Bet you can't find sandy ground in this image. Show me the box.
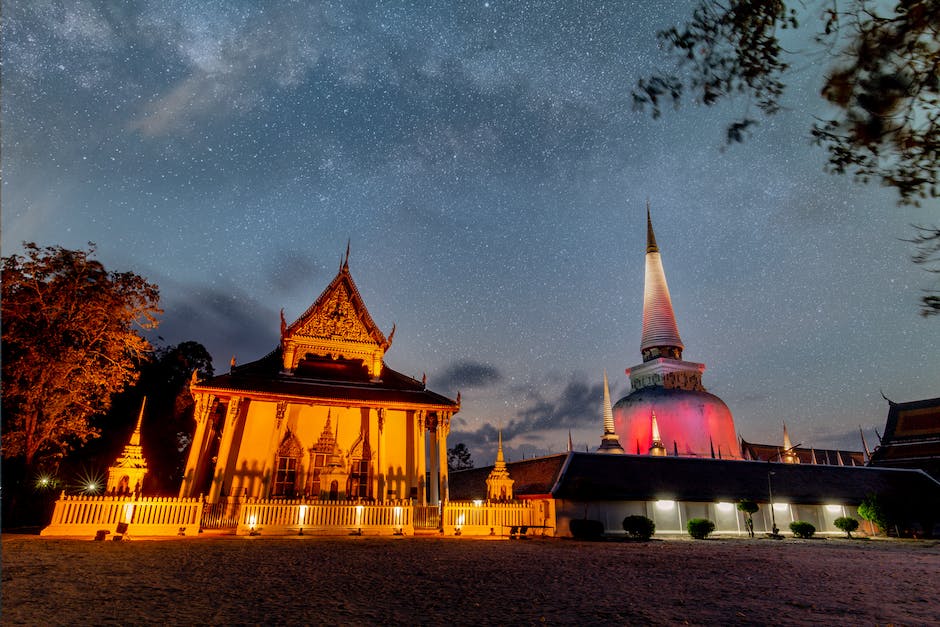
[3,534,939,625]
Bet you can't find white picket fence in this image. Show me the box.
[442,501,542,536]
[39,495,543,538]
[40,494,203,537]
[238,499,414,536]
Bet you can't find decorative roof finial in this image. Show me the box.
[649,410,666,456]
[280,308,288,339]
[344,239,351,269]
[859,426,871,461]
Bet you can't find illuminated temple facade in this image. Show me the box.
[612,210,741,459]
[179,254,459,504]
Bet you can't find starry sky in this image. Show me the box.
[3,1,937,465]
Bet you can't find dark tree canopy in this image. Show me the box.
[1,243,161,468]
[635,1,940,315]
[447,442,475,471]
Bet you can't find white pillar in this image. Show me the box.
[377,408,386,501]
[438,412,450,503]
[180,393,215,498]
[415,411,427,505]
[429,421,440,505]
[208,397,241,502]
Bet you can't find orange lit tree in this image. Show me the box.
[1,243,161,470]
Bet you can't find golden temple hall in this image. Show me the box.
[178,251,459,505]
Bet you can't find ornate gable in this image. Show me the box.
[281,259,392,377]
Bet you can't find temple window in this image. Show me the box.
[273,456,298,497]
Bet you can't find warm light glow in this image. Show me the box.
[825,504,842,514]
[656,499,676,510]
[773,502,789,512]
[248,515,257,529]
[472,499,483,507]
[298,505,307,524]
[456,514,465,527]
[716,501,733,512]
[123,503,135,524]
[84,481,100,494]
[355,504,364,526]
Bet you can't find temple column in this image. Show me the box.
[208,397,241,502]
[428,415,440,505]
[376,408,386,501]
[415,411,427,505]
[438,412,451,503]
[180,393,215,498]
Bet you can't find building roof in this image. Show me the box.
[194,347,458,409]
[455,451,940,507]
[740,439,866,467]
[449,454,567,500]
[869,397,940,480]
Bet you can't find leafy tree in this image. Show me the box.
[447,442,474,471]
[2,243,161,469]
[737,499,759,537]
[635,1,940,315]
[834,516,860,538]
[858,493,891,533]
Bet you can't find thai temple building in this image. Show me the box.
[612,210,740,459]
[178,251,459,505]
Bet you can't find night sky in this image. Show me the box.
[4,2,937,464]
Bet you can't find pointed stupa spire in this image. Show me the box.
[597,370,625,454]
[106,397,149,494]
[130,396,146,447]
[781,422,799,464]
[649,410,666,456]
[486,430,514,500]
[859,426,871,462]
[810,448,818,465]
[567,430,573,453]
[641,206,684,362]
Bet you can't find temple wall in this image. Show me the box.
[553,499,866,537]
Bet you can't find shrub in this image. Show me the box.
[622,515,655,540]
[789,521,816,538]
[570,519,604,541]
[834,516,860,538]
[687,518,715,539]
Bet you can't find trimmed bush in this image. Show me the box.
[789,521,816,538]
[834,516,860,538]
[687,518,715,539]
[622,515,656,540]
[570,519,604,541]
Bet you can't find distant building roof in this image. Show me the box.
[870,396,940,480]
[740,439,865,467]
[453,451,940,508]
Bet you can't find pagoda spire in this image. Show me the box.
[649,410,666,456]
[859,426,871,462]
[130,396,146,447]
[641,206,684,362]
[597,370,625,454]
[486,430,514,501]
[781,423,799,464]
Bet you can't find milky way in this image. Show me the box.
[3,1,937,463]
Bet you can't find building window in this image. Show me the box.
[274,456,298,497]
[348,458,371,499]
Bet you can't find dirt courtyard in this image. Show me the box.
[3,534,938,625]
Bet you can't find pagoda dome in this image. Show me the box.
[612,386,740,459]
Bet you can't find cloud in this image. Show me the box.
[434,360,503,393]
[154,283,279,367]
[266,251,324,295]
[450,375,603,460]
